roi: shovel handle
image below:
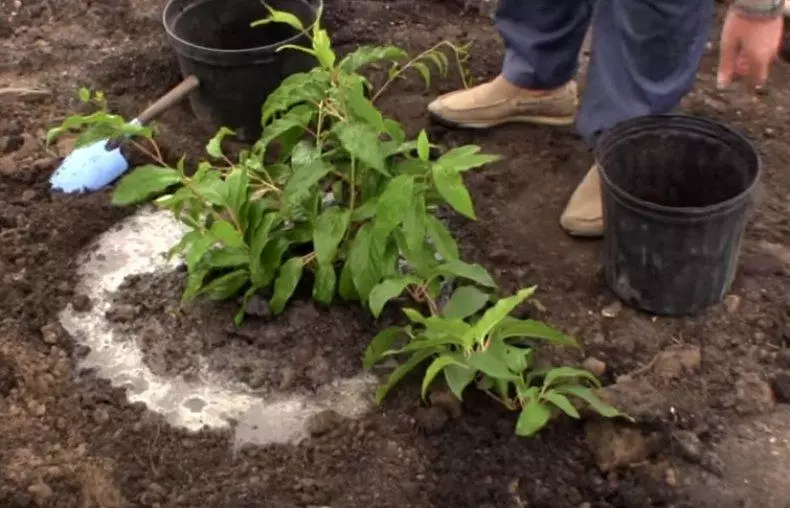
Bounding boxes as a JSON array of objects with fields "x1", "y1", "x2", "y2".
[{"x1": 137, "y1": 75, "x2": 200, "y2": 124}]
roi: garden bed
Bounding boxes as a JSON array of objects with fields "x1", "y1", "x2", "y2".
[{"x1": 1, "y1": 0, "x2": 790, "y2": 506}]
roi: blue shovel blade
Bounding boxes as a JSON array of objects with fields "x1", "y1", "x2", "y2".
[{"x1": 50, "y1": 139, "x2": 130, "y2": 193}]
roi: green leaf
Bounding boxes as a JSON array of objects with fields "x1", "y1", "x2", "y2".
[
  {"x1": 251, "y1": 6, "x2": 305, "y2": 30},
  {"x1": 401, "y1": 190, "x2": 428, "y2": 253},
  {"x1": 416, "y1": 130, "x2": 430, "y2": 161},
  {"x1": 333, "y1": 122, "x2": 388, "y2": 175},
  {"x1": 314, "y1": 207, "x2": 351, "y2": 266},
  {"x1": 313, "y1": 263, "x2": 337, "y2": 305},
  {"x1": 541, "y1": 391, "x2": 580, "y2": 419},
  {"x1": 261, "y1": 70, "x2": 330, "y2": 125},
  {"x1": 249, "y1": 212, "x2": 279, "y2": 284},
  {"x1": 209, "y1": 219, "x2": 245, "y2": 249},
  {"x1": 542, "y1": 367, "x2": 602, "y2": 389},
  {"x1": 368, "y1": 276, "x2": 420, "y2": 318},
  {"x1": 363, "y1": 326, "x2": 407, "y2": 369},
  {"x1": 338, "y1": 261, "x2": 359, "y2": 301},
  {"x1": 373, "y1": 174, "x2": 414, "y2": 241},
  {"x1": 347, "y1": 79, "x2": 385, "y2": 131},
  {"x1": 436, "y1": 145, "x2": 501, "y2": 173},
  {"x1": 435, "y1": 260, "x2": 497, "y2": 288},
  {"x1": 516, "y1": 399, "x2": 552, "y2": 437},
  {"x1": 256, "y1": 236, "x2": 291, "y2": 287},
  {"x1": 375, "y1": 348, "x2": 438, "y2": 404},
  {"x1": 425, "y1": 216, "x2": 459, "y2": 261},
  {"x1": 412, "y1": 62, "x2": 431, "y2": 89},
  {"x1": 466, "y1": 287, "x2": 535, "y2": 346},
  {"x1": 494, "y1": 317, "x2": 580, "y2": 347},
  {"x1": 348, "y1": 224, "x2": 383, "y2": 300},
  {"x1": 432, "y1": 163, "x2": 476, "y2": 219},
  {"x1": 284, "y1": 154, "x2": 332, "y2": 206},
  {"x1": 200, "y1": 269, "x2": 250, "y2": 301},
  {"x1": 204, "y1": 248, "x2": 249, "y2": 268},
  {"x1": 256, "y1": 104, "x2": 314, "y2": 156},
  {"x1": 442, "y1": 285, "x2": 490, "y2": 320},
  {"x1": 421, "y1": 355, "x2": 463, "y2": 400},
  {"x1": 467, "y1": 351, "x2": 519, "y2": 380},
  {"x1": 557, "y1": 385, "x2": 622, "y2": 419},
  {"x1": 186, "y1": 236, "x2": 213, "y2": 271},
  {"x1": 312, "y1": 27, "x2": 336, "y2": 69},
  {"x1": 444, "y1": 363, "x2": 476, "y2": 400},
  {"x1": 78, "y1": 88, "x2": 91, "y2": 102},
  {"x1": 383, "y1": 119, "x2": 406, "y2": 145},
  {"x1": 112, "y1": 165, "x2": 181, "y2": 205},
  {"x1": 339, "y1": 45, "x2": 408, "y2": 74},
  {"x1": 270, "y1": 257, "x2": 304, "y2": 314},
  {"x1": 206, "y1": 127, "x2": 236, "y2": 158}
]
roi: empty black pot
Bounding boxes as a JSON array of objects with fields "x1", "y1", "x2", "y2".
[
  {"x1": 596, "y1": 115, "x2": 760, "y2": 316},
  {"x1": 163, "y1": 0, "x2": 318, "y2": 142}
]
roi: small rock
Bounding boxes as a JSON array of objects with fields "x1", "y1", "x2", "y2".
[
  {"x1": 40, "y1": 323, "x2": 61, "y2": 345},
  {"x1": 770, "y1": 372, "x2": 790, "y2": 403},
  {"x1": 71, "y1": 294, "x2": 92, "y2": 313},
  {"x1": 700, "y1": 451, "x2": 724, "y2": 476},
  {"x1": 245, "y1": 295, "x2": 271, "y2": 318},
  {"x1": 20, "y1": 189, "x2": 37, "y2": 202},
  {"x1": 601, "y1": 301, "x2": 622, "y2": 318},
  {"x1": 27, "y1": 482, "x2": 53, "y2": 504},
  {"x1": 415, "y1": 406, "x2": 449, "y2": 435},
  {"x1": 734, "y1": 372, "x2": 775, "y2": 416},
  {"x1": 106, "y1": 304, "x2": 137, "y2": 323},
  {"x1": 665, "y1": 467, "x2": 679, "y2": 487},
  {"x1": 585, "y1": 420, "x2": 664, "y2": 472},
  {"x1": 651, "y1": 346, "x2": 701, "y2": 382},
  {"x1": 672, "y1": 430, "x2": 702, "y2": 463},
  {"x1": 723, "y1": 294, "x2": 741, "y2": 314},
  {"x1": 429, "y1": 389, "x2": 462, "y2": 419},
  {"x1": 305, "y1": 410, "x2": 343, "y2": 437},
  {"x1": 582, "y1": 357, "x2": 607, "y2": 377}
]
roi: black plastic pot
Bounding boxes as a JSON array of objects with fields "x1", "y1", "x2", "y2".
[
  {"x1": 596, "y1": 115, "x2": 760, "y2": 316},
  {"x1": 163, "y1": 0, "x2": 319, "y2": 142}
]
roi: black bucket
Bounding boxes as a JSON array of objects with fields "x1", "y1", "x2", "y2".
[
  {"x1": 163, "y1": 0, "x2": 318, "y2": 142},
  {"x1": 596, "y1": 115, "x2": 760, "y2": 316}
]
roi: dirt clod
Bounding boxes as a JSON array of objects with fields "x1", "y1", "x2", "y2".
[
  {"x1": 734, "y1": 372, "x2": 776, "y2": 416},
  {"x1": 582, "y1": 357, "x2": 607, "y2": 377},
  {"x1": 651, "y1": 346, "x2": 702, "y2": 383},
  {"x1": 585, "y1": 420, "x2": 665, "y2": 472},
  {"x1": 305, "y1": 409, "x2": 344, "y2": 437}
]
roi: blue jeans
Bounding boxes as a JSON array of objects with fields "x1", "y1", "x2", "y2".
[{"x1": 497, "y1": 0, "x2": 714, "y2": 143}]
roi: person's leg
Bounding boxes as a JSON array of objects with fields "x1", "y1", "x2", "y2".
[
  {"x1": 560, "y1": 0, "x2": 715, "y2": 237},
  {"x1": 427, "y1": 0, "x2": 595, "y2": 129}
]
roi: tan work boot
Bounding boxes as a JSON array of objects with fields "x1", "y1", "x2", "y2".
[
  {"x1": 560, "y1": 164, "x2": 604, "y2": 238},
  {"x1": 427, "y1": 75, "x2": 578, "y2": 129}
]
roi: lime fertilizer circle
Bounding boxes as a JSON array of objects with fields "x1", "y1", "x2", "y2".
[{"x1": 58, "y1": 208, "x2": 377, "y2": 446}]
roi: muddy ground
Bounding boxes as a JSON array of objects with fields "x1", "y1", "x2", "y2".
[{"x1": 1, "y1": 0, "x2": 790, "y2": 506}]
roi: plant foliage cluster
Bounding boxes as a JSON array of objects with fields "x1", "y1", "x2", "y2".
[{"x1": 48, "y1": 7, "x2": 622, "y2": 435}]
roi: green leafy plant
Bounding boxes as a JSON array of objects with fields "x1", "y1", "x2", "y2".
[
  {"x1": 46, "y1": 87, "x2": 152, "y2": 149},
  {"x1": 48, "y1": 8, "x2": 497, "y2": 324},
  {"x1": 364, "y1": 286, "x2": 625, "y2": 436}
]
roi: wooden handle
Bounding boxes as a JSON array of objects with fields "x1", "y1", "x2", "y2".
[{"x1": 136, "y1": 75, "x2": 200, "y2": 125}]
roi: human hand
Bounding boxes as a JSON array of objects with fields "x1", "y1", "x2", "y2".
[{"x1": 717, "y1": 6, "x2": 784, "y2": 89}]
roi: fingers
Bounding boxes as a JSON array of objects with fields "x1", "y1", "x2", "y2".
[{"x1": 717, "y1": 17, "x2": 738, "y2": 88}]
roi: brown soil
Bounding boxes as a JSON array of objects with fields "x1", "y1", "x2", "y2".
[{"x1": 2, "y1": 0, "x2": 790, "y2": 507}]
